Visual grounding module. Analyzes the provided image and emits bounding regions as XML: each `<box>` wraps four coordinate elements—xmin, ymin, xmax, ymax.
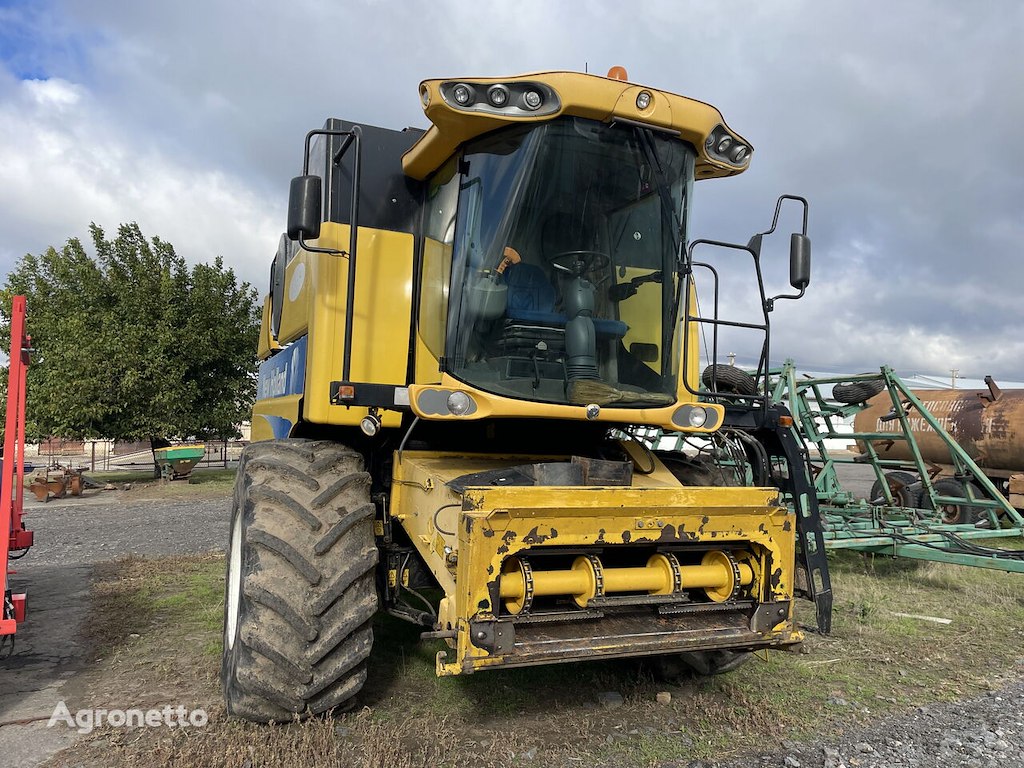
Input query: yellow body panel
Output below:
<box><xmin>413</xmin><ymin>332</ymin><xmax>442</xmax><ymax>385</ymax></box>
<box><xmin>614</xmin><ymin>268</ymin><xmax>668</xmax><ymax>372</ymax></box>
<box><xmin>251</xmin><ymin>395</ymin><xmax>302</xmax><ymax>441</ymax></box>
<box><xmin>390</xmin><ymin>449</ymin><xmax>801</xmax><ymax>676</ymax></box>
<box><xmin>270</xmin><ymin>222</ymin><xmax>413</xmax><ymax>430</ymax></box>
<box><xmin>276</xmin><ymin>249</ymin><xmax>309</xmax><ymax>345</ymax></box>
<box><xmin>406</xmin><ymin>71</ymin><xmax>751</xmax><ymax>181</ymax></box>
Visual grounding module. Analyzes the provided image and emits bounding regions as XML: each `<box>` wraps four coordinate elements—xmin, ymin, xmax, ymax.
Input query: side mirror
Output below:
<box><xmin>789</xmin><ymin>233</ymin><xmax>811</xmax><ymax>289</ymax></box>
<box><xmin>758</xmin><ymin>195</ymin><xmax>811</xmax><ymax>311</ymax></box>
<box><xmin>287</xmin><ymin>175</ymin><xmax>322</xmax><ymax>241</ymax></box>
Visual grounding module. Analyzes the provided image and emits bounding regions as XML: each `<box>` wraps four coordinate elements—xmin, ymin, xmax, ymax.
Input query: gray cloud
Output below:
<box><xmin>0</xmin><ymin>0</ymin><xmax>1021</xmax><ymax>379</ymax></box>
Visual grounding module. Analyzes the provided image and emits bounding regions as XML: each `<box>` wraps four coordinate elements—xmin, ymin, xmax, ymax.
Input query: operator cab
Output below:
<box><xmin>422</xmin><ymin>116</ymin><xmax>693</xmax><ymax>407</ymax></box>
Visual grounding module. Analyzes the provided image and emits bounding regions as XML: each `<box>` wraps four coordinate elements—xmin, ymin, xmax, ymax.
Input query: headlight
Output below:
<box><xmin>687</xmin><ymin>406</ymin><xmax>709</xmax><ymax>428</ymax></box>
<box><xmin>447</xmin><ymin>391</ymin><xmax>473</xmax><ymax>416</ymax></box>
<box><xmin>359</xmin><ymin>412</ymin><xmax>381</xmax><ymax>437</ymax></box>
<box><xmin>671</xmin><ymin>403</ymin><xmax>720</xmax><ymax>431</ymax></box>
<box><xmin>705</xmin><ymin>124</ymin><xmax>752</xmax><ymax>168</ymax></box>
<box><xmin>452</xmin><ymin>83</ymin><xmax>474</xmax><ymax>106</ymax></box>
<box><xmin>487</xmin><ymin>84</ymin><xmax>509</xmax><ymax>107</ymax></box>
<box><xmin>523</xmin><ymin>90</ymin><xmax>543</xmax><ymax>110</ymax></box>
<box><xmin>635</xmin><ymin>90</ymin><xmax>652</xmax><ymax>110</ymax></box>
<box><xmin>438</xmin><ymin>80</ymin><xmax>560</xmax><ymax>117</ymax></box>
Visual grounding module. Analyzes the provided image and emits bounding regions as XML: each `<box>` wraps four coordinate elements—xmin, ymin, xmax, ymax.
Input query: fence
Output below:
<box><xmin>24</xmin><ymin>440</ymin><xmax>247</xmax><ymax>473</ymax></box>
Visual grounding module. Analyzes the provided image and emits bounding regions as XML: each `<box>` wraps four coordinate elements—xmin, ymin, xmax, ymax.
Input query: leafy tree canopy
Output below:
<box><xmin>0</xmin><ymin>222</ymin><xmax>260</xmax><ymax>443</ymax></box>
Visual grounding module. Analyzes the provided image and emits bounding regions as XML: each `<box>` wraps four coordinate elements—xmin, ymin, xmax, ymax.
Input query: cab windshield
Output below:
<box><xmin>444</xmin><ymin>117</ymin><xmax>694</xmax><ymax>407</ymax></box>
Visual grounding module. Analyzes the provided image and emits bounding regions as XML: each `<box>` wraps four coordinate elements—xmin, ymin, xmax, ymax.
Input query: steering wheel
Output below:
<box><xmin>549</xmin><ymin>250</ymin><xmax>611</xmax><ymax>276</ymax></box>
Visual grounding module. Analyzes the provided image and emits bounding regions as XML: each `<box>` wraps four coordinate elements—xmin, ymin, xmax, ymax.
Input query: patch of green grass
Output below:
<box><xmin>82</xmin><ymin>468</ymin><xmax>237</xmax><ymax>499</ymax></box>
<box><xmin>85</xmin><ymin>554</ymin><xmax>225</xmax><ymax>657</ymax></box>
<box><xmin>88</xmin><ymin>469</ymin><xmax>162</xmax><ymax>484</ymax></box>
<box><xmin>201</xmin><ymin>639</ymin><xmax>223</xmax><ymax>657</ymax></box>
<box><xmin>90</xmin><ymin>467</ymin><xmax>236</xmax><ymax>487</ymax></box>
<box><xmin>186</xmin><ymin>469</ymin><xmax>238</xmax><ymax>486</ymax></box>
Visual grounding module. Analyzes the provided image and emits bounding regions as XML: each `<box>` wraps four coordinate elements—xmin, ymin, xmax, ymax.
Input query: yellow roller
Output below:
<box><xmin>499</xmin><ymin>550</ymin><xmax>755</xmax><ymax>614</ymax></box>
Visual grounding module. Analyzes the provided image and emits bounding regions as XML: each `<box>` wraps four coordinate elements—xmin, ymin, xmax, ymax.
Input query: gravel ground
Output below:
<box><xmin>711</xmin><ymin>676</ymin><xmax>1024</xmax><ymax>767</ymax></box>
<box><xmin>20</xmin><ymin>491</ymin><xmax>230</xmax><ymax>566</ymax></box>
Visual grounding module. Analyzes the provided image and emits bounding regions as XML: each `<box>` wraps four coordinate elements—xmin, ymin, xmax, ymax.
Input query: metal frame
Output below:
<box><xmin>300</xmin><ymin>127</ymin><xmax>362</xmax><ymax>384</ymax></box>
<box><xmin>2</xmin><ymin>295</ymin><xmax>32</xmax><ymax>640</ymax></box>
<box><xmin>681</xmin><ymin>195</ymin><xmax>810</xmax><ymax>412</ymax></box>
<box><xmin>682</xmin><ymin>246</ymin><xmax>771</xmax><ymax>412</ymax></box>
<box><xmin>771</xmin><ymin>360</ymin><xmax>1024</xmax><ymax>572</ymax></box>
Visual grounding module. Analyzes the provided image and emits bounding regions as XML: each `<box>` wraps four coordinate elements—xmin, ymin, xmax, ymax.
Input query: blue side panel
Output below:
<box><xmin>258</xmin><ymin>414</ymin><xmax>294</xmax><ymax>439</ymax></box>
<box><xmin>257</xmin><ymin>336</ymin><xmax>307</xmax><ymax>400</ymax></box>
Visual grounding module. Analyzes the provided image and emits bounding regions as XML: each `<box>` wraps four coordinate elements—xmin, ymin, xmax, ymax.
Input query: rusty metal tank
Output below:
<box><xmin>853</xmin><ymin>379</ymin><xmax>1024</xmax><ymax>476</ymax></box>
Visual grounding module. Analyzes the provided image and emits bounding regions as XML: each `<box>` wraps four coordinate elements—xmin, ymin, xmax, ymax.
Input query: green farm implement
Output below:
<box><xmin>770</xmin><ymin>362</ymin><xmax>1024</xmax><ymax>573</ymax></box>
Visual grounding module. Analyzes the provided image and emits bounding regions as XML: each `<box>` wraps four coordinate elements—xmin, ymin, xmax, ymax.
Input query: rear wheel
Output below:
<box><xmin>222</xmin><ymin>439</ymin><xmax>378</xmax><ymax>722</ymax></box>
<box><xmin>654</xmin><ymin>649</ymin><xmax>752</xmax><ymax>679</ymax></box>
<box><xmin>869</xmin><ymin>470</ymin><xmax>920</xmax><ymax>507</ymax></box>
<box><xmin>921</xmin><ymin>477</ymin><xmax>987</xmax><ymax>525</ymax></box>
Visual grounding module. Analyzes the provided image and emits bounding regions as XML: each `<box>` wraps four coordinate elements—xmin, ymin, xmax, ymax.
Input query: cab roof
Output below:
<box><xmin>403</xmin><ymin>70</ymin><xmax>753</xmax><ymax>182</ymax></box>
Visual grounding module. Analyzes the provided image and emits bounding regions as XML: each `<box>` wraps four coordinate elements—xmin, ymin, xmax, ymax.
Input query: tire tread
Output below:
<box><xmin>222</xmin><ymin>439</ymin><xmax>379</xmax><ymax>722</ymax></box>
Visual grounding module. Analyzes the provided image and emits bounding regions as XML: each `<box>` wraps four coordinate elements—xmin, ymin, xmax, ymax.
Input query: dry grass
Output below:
<box><xmin>69</xmin><ymin>709</ymin><xmax>514</xmax><ymax>768</ymax></box>
<box><xmin>47</xmin><ymin>546</ymin><xmax>1024</xmax><ymax>768</ymax></box>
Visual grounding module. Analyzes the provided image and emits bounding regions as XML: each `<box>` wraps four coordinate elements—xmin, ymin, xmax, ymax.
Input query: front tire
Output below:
<box><xmin>222</xmin><ymin>439</ymin><xmax>378</xmax><ymax>722</ymax></box>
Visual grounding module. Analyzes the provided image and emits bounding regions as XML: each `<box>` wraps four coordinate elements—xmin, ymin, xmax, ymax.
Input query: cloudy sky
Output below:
<box><xmin>1</xmin><ymin>0</ymin><xmax>1021</xmax><ymax>381</ymax></box>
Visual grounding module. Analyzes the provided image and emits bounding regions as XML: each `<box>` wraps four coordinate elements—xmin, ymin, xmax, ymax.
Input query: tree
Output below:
<box><xmin>0</xmin><ymin>222</ymin><xmax>260</xmax><ymax>445</ymax></box>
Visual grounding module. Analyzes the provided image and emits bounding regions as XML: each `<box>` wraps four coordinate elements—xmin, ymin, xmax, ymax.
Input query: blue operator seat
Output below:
<box><xmin>503</xmin><ymin>262</ymin><xmax>628</xmax><ymax>338</ymax></box>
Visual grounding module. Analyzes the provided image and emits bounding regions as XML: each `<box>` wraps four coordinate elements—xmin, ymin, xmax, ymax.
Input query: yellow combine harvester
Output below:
<box><xmin>221</xmin><ymin>68</ymin><xmax>832</xmax><ymax>721</ymax></box>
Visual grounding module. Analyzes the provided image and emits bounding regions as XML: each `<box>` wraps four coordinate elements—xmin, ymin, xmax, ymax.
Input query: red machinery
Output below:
<box><xmin>2</xmin><ymin>295</ymin><xmax>32</xmax><ymax>643</ymax></box>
